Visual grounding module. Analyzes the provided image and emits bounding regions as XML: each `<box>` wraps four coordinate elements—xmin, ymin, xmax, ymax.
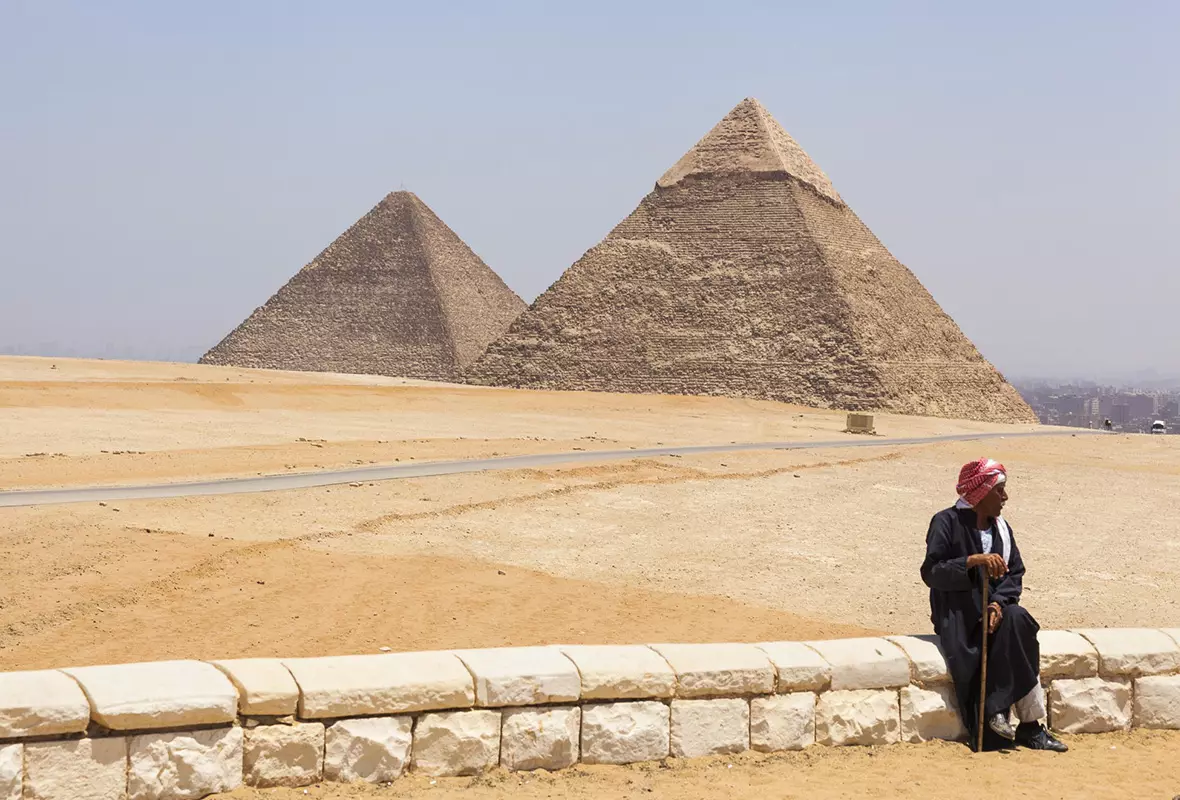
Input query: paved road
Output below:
<box><xmin>0</xmin><ymin>429</ymin><xmax>1094</xmax><ymax>508</ymax></box>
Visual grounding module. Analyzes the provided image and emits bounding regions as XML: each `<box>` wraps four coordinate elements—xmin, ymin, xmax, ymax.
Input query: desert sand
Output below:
<box><xmin>2</xmin><ymin>355</ymin><xmax>1179</xmax><ymax>797</ymax></box>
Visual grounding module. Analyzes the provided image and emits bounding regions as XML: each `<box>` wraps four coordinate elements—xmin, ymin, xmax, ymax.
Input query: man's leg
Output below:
<box><xmin>1013</xmin><ymin>681</ymin><xmax>1046</xmax><ymax>723</ymax></box>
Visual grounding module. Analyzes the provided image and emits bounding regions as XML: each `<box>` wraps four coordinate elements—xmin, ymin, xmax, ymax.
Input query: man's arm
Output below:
<box><xmin>990</xmin><ymin>528</ymin><xmax>1025</xmax><ymax>607</ymax></box>
<box><xmin>920</xmin><ymin>513</ymin><xmax>974</xmax><ymax>592</ymax></box>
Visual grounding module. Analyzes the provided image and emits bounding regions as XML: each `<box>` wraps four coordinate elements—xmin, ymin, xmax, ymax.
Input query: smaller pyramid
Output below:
<box><xmin>201</xmin><ymin>191</ymin><xmax>525</xmax><ymax>380</ymax></box>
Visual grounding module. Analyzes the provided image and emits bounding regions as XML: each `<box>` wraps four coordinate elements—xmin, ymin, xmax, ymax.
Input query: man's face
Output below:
<box><xmin>977</xmin><ymin>481</ymin><xmax>1008</xmax><ymax>518</ymax></box>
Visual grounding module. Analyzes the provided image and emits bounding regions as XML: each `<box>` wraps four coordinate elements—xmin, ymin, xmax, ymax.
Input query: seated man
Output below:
<box><xmin>920</xmin><ymin>458</ymin><xmax>1067</xmax><ymax>752</ymax></box>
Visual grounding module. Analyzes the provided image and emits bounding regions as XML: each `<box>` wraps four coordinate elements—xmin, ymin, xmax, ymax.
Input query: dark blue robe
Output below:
<box><xmin>920</xmin><ymin>506</ymin><xmax>1040</xmax><ymax>747</ymax></box>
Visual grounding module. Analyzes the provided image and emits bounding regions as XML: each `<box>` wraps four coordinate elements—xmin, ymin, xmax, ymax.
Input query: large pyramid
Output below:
<box><xmin>201</xmin><ymin>191</ymin><xmax>525</xmax><ymax>380</ymax></box>
<box><xmin>467</xmin><ymin>99</ymin><xmax>1036</xmax><ymax>423</ymax></box>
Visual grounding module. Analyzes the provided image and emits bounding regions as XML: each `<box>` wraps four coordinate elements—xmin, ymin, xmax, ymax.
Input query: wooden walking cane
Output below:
<box><xmin>976</xmin><ymin>568</ymin><xmax>990</xmax><ymax>753</ymax></box>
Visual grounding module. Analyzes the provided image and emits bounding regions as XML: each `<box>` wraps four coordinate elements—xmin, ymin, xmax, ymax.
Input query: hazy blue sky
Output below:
<box><xmin>1</xmin><ymin>1</ymin><xmax>1176</xmax><ymax>380</ymax></box>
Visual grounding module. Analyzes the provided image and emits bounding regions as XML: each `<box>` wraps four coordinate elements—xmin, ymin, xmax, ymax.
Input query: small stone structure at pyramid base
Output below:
<box><xmin>466</xmin><ymin>99</ymin><xmax>1035</xmax><ymax>425</ymax></box>
<box><xmin>201</xmin><ymin>191</ymin><xmax>525</xmax><ymax>383</ymax></box>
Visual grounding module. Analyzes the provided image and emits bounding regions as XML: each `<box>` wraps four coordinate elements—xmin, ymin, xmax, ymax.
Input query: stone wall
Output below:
<box><xmin>2</xmin><ymin>630</ymin><xmax>1178</xmax><ymax>798</ymax></box>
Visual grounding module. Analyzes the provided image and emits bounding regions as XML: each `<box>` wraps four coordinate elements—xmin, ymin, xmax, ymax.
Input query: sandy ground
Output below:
<box><xmin>213</xmin><ymin>730</ymin><xmax>1180</xmax><ymax>800</ymax></box>
<box><xmin>2</xmin><ymin>355</ymin><xmax>1179</xmax><ymax>795</ymax></box>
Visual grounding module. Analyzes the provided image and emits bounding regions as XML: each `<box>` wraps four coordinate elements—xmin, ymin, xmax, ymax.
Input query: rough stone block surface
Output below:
<box><xmin>1038</xmin><ymin>630</ymin><xmax>1099</xmax><ymax>680</ymax></box>
<box><xmin>411</xmin><ymin>710</ymin><xmax>501</xmax><ymax>777</ymax></box>
<box><xmin>211</xmin><ymin>659</ymin><xmax>299</xmax><ymax>716</ymax></box>
<box><xmin>1133</xmin><ymin>676</ymin><xmax>1180</xmax><ymax>730</ymax></box>
<box><xmin>1048</xmin><ymin>677</ymin><xmax>1131</xmax><ymax>734</ymax></box>
<box><xmin>283</xmin><ymin>651</ymin><xmax>474</xmax><ymax>718</ymax></box>
<box><xmin>500</xmin><ymin>706</ymin><xmax>580</xmax><ymax>771</ymax></box>
<box><xmin>816</xmin><ymin>689</ymin><xmax>901</xmax><ymax>746</ymax></box>
<box><xmin>886</xmin><ymin>636</ymin><xmax>949</xmax><ymax>685</ymax></box>
<box><xmin>805</xmin><ymin>638</ymin><xmax>910</xmax><ymax>690</ymax></box>
<box><xmin>453</xmin><ymin>647</ymin><xmax>580</xmax><ymax>707</ymax></box>
<box><xmin>62</xmin><ymin>660</ymin><xmax>237</xmax><ymax>730</ymax></box>
<box><xmin>128</xmin><ymin>726</ymin><xmax>243</xmax><ymax>800</ymax></box>
<box><xmin>649</xmin><ymin>643</ymin><xmax>774</xmax><ymax>697</ymax></box>
<box><xmin>0</xmin><ymin>669</ymin><xmax>91</xmax><ymax>739</ymax></box>
<box><xmin>24</xmin><ymin>737</ymin><xmax>128</xmax><ymax>800</ymax></box>
<box><xmin>750</xmin><ymin>693</ymin><xmax>815</xmax><ymax>752</ymax></box>
<box><xmin>580</xmin><ymin>701</ymin><xmax>670</xmax><ymax>765</ymax></box>
<box><xmin>324</xmin><ymin>717</ymin><xmax>412</xmax><ymax>783</ymax></box>
<box><xmin>560</xmin><ymin>645</ymin><xmax>675</xmax><ymax>699</ymax></box>
<box><xmin>1073</xmin><ymin>628</ymin><xmax>1180</xmax><ymax>677</ymax></box>
<box><xmin>670</xmin><ymin>698</ymin><xmax>749</xmax><ymax>758</ymax></box>
<box><xmin>900</xmin><ymin>685</ymin><xmax>965</xmax><ymax>743</ymax></box>
<box><xmin>0</xmin><ymin>744</ymin><xmax>19</xmax><ymax>800</ymax></box>
<box><xmin>243</xmin><ymin>722</ymin><xmax>325</xmax><ymax>788</ymax></box>
<box><xmin>755</xmin><ymin>642</ymin><xmax>831</xmax><ymax>692</ymax></box>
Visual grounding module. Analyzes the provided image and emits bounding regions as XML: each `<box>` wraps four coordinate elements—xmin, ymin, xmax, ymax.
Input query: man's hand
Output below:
<box><xmin>987</xmin><ymin>602</ymin><xmax>1003</xmax><ymax>633</ymax></box>
<box><xmin>968</xmin><ymin>553</ymin><xmax>1008</xmax><ymax>578</ymax></box>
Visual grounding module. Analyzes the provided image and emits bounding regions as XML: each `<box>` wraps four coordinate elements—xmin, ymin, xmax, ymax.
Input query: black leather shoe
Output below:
<box><xmin>988</xmin><ymin>713</ymin><xmax>1016</xmax><ymax>740</ymax></box>
<box><xmin>1015</xmin><ymin>722</ymin><xmax>1068</xmax><ymax>752</ymax></box>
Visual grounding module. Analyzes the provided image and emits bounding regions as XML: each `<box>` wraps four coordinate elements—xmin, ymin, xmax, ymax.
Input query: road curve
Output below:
<box><xmin>0</xmin><ymin>429</ymin><xmax>1093</xmax><ymax>508</ymax></box>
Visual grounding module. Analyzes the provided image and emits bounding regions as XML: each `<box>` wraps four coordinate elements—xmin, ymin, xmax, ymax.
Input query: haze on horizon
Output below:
<box><xmin>1</xmin><ymin>1</ymin><xmax>1176</xmax><ymax>382</ymax></box>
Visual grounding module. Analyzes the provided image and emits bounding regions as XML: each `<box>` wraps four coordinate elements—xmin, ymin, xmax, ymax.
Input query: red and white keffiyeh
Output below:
<box><xmin>956</xmin><ymin>458</ymin><xmax>1007</xmax><ymax>508</ymax></box>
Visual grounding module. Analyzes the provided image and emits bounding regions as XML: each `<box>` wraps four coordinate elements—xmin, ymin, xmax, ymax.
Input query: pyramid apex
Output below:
<box><xmin>657</xmin><ymin>99</ymin><xmax>842</xmax><ymax>204</ymax></box>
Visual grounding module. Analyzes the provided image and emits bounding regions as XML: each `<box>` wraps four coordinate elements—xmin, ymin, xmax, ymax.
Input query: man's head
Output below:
<box><xmin>956</xmin><ymin>458</ymin><xmax>1008</xmax><ymax>517</ymax></box>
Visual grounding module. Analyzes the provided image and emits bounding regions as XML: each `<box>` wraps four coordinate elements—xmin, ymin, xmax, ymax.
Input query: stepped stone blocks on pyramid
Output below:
<box><xmin>750</xmin><ymin>693</ymin><xmax>816</xmax><ymax>751</ymax></box>
<box><xmin>242</xmin><ymin>722</ymin><xmax>324</xmax><ymax>788</ymax></box>
<box><xmin>127</xmin><ymin>727</ymin><xmax>242</xmax><ymax>800</ymax></box>
<box><xmin>467</xmin><ymin>98</ymin><xmax>1036</xmax><ymax>425</ymax></box>
<box><xmin>410</xmin><ymin>710</ymin><xmax>501</xmax><ymax>777</ymax></box>
<box><xmin>499</xmin><ymin>706</ymin><xmax>580</xmax><ymax>771</ymax></box>
<box><xmin>900</xmin><ymin>685</ymin><xmax>966</xmax><ymax>743</ymax></box>
<box><xmin>1048</xmin><ymin>677</ymin><xmax>1132</xmax><ymax>734</ymax></box>
<box><xmin>200</xmin><ymin>191</ymin><xmax>524</xmax><ymax>381</ymax></box>
<box><xmin>323</xmin><ymin>717</ymin><xmax>412</xmax><ymax>783</ymax></box>
<box><xmin>2</xmin><ymin>630</ymin><xmax>1180</xmax><ymax>798</ymax></box>
<box><xmin>580</xmin><ymin>701</ymin><xmax>671</xmax><ymax>765</ymax></box>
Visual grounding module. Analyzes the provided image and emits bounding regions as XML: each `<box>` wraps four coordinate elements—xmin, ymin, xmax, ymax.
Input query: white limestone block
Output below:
<box><xmin>324</xmin><ymin>717</ymin><xmax>412</xmax><ymax>783</ymax></box>
<box><xmin>24</xmin><ymin>737</ymin><xmax>128</xmax><ymax>800</ymax></box>
<box><xmin>755</xmin><ymin>642</ymin><xmax>831</xmax><ymax>692</ymax></box>
<box><xmin>559</xmin><ymin>645</ymin><xmax>675</xmax><ymax>699</ymax></box>
<box><xmin>0</xmin><ymin>669</ymin><xmax>90</xmax><ymax>739</ymax></box>
<box><xmin>900</xmin><ymin>685</ymin><xmax>965</xmax><ymax>743</ymax></box>
<box><xmin>128</xmin><ymin>726</ymin><xmax>243</xmax><ymax>800</ymax></box>
<box><xmin>243</xmin><ymin>722</ymin><xmax>325</xmax><ymax>788</ymax></box>
<box><xmin>804</xmin><ymin>638</ymin><xmax>910</xmax><ymax>690</ymax></box>
<box><xmin>648</xmin><ymin>643</ymin><xmax>774</xmax><ymax>697</ymax></box>
<box><xmin>1048</xmin><ymin>677</ymin><xmax>1132</xmax><ymax>734</ymax></box>
<box><xmin>411</xmin><ymin>709</ymin><xmax>501</xmax><ymax>777</ymax></box>
<box><xmin>453</xmin><ymin>647</ymin><xmax>580</xmax><ymax>707</ymax></box>
<box><xmin>1162</xmin><ymin>628</ymin><xmax>1180</xmax><ymax>648</ymax></box>
<box><xmin>1133</xmin><ymin>675</ymin><xmax>1180</xmax><ymax>730</ymax></box>
<box><xmin>816</xmin><ymin>689</ymin><xmax>901</xmax><ymax>746</ymax></box>
<box><xmin>580</xmin><ymin>701</ymin><xmax>670</xmax><ymax>765</ymax></box>
<box><xmin>500</xmin><ymin>706</ymin><xmax>580</xmax><ymax>771</ymax></box>
<box><xmin>750</xmin><ymin>693</ymin><xmax>815</xmax><ymax>752</ymax></box>
<box><xmin>1073</xmin><ymin>628</ymin><xmax>1180</xmax><ymax>677</ymax></box>
<box><xmin>283</xmin><ymin>651</ymin><xmax>474</xmax><ymax>719</ymax></box>
<box><xmin>670</xmin><ymin>698</ymin><xmax>749</xmax><ymax>758</ymax></box>
<box><xmin>886</xmin><ymin>636</ymin><xmax>949</xmax><ymax>685</ymax></box>
<box><xmin>1038</xmin><ymin>630</ymin><xmax>1099</xmax><ymax>680</ymax></box>
<box><xmin>0</xmin><ymin>744</ymin><xmax>20</xmax><ymax>800</ymax></box>
<box><xmin>62</xmin><ymin>660</ymin><xmax>237</xmax><ymax>731</ymax></box>
<box><xmin>210</xmin><ymin>659</ymin><xmax>299</xmax><ymax>716</ymax></box>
